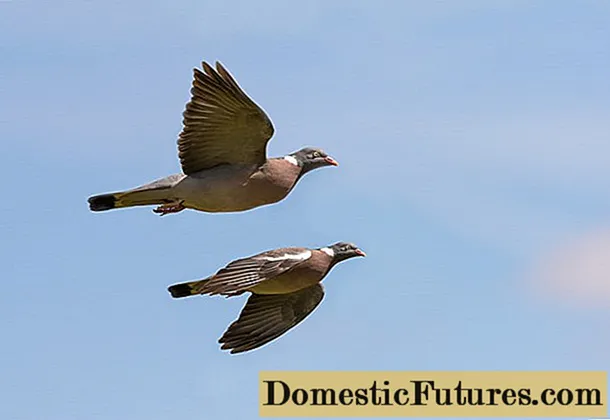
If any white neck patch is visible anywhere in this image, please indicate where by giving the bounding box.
[263,250,312,262]
[283,155,299,166]
[320,247,335,257]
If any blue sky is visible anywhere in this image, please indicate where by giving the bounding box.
[2,1,609,419]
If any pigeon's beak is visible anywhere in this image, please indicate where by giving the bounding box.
[355,248,366,257]
[324,156,339,166]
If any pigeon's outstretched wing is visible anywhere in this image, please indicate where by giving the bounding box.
[177,61,275,174]
[219,284,325,354]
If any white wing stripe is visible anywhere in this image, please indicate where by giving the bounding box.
[261,250,312,262]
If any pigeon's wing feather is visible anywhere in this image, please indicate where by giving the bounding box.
[219,284,325,353]
[177,62,275,174]
[192,248,312,296]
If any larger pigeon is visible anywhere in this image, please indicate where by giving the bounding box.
[88,61,338,216]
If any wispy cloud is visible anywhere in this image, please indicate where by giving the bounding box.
[526,229,610,308]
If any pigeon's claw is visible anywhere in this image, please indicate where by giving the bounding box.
[153,201,186,216]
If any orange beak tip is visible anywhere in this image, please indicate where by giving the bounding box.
[325,157,339,166]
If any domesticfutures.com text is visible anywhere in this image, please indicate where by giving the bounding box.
[262,379,603,407]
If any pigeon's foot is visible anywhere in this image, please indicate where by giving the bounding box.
[153,201,185,216]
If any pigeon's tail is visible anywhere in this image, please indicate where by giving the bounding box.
[88,174,185,212]
[168,279,211,298]
[87,189,168,212]
[168,278,246,299]
[88,193,119,211]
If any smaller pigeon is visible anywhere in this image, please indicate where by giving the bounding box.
[168,242,366,354]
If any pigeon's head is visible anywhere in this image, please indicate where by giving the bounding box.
[288,147,338,175]
[320,242,366,264]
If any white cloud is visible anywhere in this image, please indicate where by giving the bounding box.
[526,229,610,308]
